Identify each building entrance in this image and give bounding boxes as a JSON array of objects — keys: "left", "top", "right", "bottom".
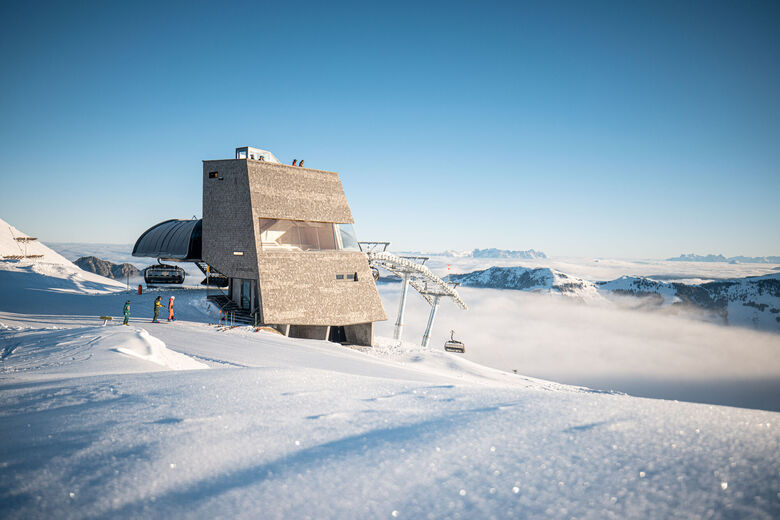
[{"left": 241, "top": 280, "right": 251, "bottom": 310}]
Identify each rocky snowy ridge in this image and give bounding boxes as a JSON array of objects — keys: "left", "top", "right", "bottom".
[
  {"left": 449, "top": 266, "right": 601, "bottom": 301},
  {"left": 450, "top": 266, "right": 780, "bottom": 331},
  {"left": 74, "top": 256, "right": 141, "bottom": 280},
  {"left": 599, "top": 273, "right": 780, "bottom": 330}
]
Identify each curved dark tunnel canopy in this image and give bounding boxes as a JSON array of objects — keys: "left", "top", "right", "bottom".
[{"left": 132, "top": 219, "right": 202, "bottom": 261}]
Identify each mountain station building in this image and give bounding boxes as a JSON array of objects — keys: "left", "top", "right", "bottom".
[{"left": 133, "top": 146, "right": 387, "bottom": 346}]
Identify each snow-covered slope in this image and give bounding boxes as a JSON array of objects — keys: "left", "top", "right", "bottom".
[
  {"left": 0, "top": 217, "right": 124, "bottom": 294},
  {"left": 1, "top": 253, "right": 779, "bottom": 518},
  {"left": 450, "top": 266, "right": 602, "bottom": 302},
  {"left": 0, "top": 218, "right": 74, "bottom": 265}
]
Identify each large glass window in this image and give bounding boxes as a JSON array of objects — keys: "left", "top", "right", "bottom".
[
  {"left": 336, "top": 224, "right": 360, "bottom": 251},
  {"left": 259, "top": 219, "right": 337, "bottom": 251}
]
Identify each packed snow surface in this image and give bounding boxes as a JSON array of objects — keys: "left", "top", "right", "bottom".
[
  {"left": 1, "top": 233, "right": 779, "bottom": 518},
  {"left": 2, "top": 310, "right": 779, "bottom": 519}
]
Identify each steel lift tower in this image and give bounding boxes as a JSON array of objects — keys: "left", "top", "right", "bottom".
[{"left": 360, "top": 242, "right": 467, "bottom": 347}]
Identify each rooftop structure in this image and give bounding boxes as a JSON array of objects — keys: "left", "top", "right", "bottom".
[{"left": 233, "top": 146, "right": 280, "bottom": 163}]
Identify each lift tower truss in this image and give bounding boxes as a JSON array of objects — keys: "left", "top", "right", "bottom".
[{"left": 361, "top": 244, "right": 467, "bottom": 347}]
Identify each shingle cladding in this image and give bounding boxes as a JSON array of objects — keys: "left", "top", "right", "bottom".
[
  {"left": 258, "top": 251, "right": 387, "bottom": 326},
  {"left": 202, "top": 157, "right": 387, "bottom": 330},
  {"left": 202, "top": 160, "right": 259, "bottom": 279},
  {"left": 247, "top": 161, "right": 353, "bottom": 223}
]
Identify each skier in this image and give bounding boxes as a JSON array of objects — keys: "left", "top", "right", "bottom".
[
  {"left": 167, "top": 296, "right": 176, "bottom": 322},
  {"left": 123, "top": 300, "right": 130, "bottom": 325},
  {"left": 153, "top": 296, "right": 163, "bottom": 323}
]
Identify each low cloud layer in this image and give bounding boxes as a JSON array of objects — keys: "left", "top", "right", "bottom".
[{"left": 376, "top": 285, "right": 780, "bottom": 410}]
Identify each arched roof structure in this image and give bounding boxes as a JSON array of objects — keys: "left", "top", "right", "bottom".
[{"left": 132, "top": 219, "right": 202, "bottom": 261}]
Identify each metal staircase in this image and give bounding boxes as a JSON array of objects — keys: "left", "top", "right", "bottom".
[
  {"left": 194, "top": 262, "right": 229, "bottom": 287},
  {"left": 206, "top": 294, "right": 255, "bottom": 325}
]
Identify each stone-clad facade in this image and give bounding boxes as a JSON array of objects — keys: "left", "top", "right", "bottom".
[{"left": 202, "top": 154, "right": 387, "bottom": 346}]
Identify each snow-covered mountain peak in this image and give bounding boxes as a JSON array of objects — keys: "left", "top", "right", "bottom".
[{"left": 450, "top": 265, "right": 602, "bottom": 301}]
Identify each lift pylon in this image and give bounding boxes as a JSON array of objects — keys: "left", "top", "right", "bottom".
[{"left": 361, "top": 243, "right": 467, "bottom": 347}]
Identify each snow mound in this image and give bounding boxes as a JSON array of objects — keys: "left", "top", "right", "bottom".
[
  {"left": 0, "top": 323, "right": 207, "bottom": 377},
  {"left": 0, "top": 217, "right": 124, "bottom": 294},
  {"left": 116, "top": 328, "right": 208, "bottom": 371}
]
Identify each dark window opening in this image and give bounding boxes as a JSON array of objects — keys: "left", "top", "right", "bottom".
[
  {"left": 328, "top": 326, "right": 347, "bottom": 343},
  {"left": 336, "top": 274, "right": 344, "bottom": 280},
  {"left": 208, "top": 171, "right": 219, "bottom": 179}
]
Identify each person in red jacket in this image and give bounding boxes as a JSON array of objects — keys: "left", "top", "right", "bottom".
[{"left": 168, "top": 296, "right": 176, "bottom": 322}]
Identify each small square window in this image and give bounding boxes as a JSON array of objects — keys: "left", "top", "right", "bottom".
[
  {"left": 209, "top": 171, "right": 219, "bottom": 179},
  {"left": 346, "top": 273, "right": 355, "bottom": 280},
  {"left": 336, "top": 274, "right": 344, "bottom": 280}
]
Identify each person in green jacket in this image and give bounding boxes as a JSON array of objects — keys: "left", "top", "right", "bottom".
[
  {"left": 123, "top": 300, "right": 130, "bottom": 325},
  {"left": 153, "top": 296, "right": 163, "bottom": 323}
]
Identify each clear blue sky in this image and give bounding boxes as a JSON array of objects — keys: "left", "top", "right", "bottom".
[{"left": 1, "top": 1, "right": 778, "bottom": 258}]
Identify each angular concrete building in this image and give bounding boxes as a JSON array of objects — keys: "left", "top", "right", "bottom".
[{"left": 201, "top": 147, "right": 386, "bottom": 345}]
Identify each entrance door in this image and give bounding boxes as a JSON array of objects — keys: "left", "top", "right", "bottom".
[
  {"left": 328, "top": 326, "right": 347, "bottom": 343},
  {"left": 241, "top": 280, "right": 251, "bottom": 310}
]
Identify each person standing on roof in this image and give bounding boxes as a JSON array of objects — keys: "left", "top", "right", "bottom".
[
  {"left": 153, "top": 296, "right": 163, "bottom": 323},
  {"left": 123, "top": 300, "right": 130, "bottom": 325},
  {"left": 168, "top": 296, "right": 176, "bottom": 322}
]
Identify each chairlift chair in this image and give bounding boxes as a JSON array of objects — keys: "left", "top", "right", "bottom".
[
  {"left": 143, "top": 262, "right": 186, "bottom": 285},
  {"left": 444, "top": 330, "right": 466, "bottom": 353}
]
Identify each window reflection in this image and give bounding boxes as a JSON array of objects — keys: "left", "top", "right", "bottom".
[
  {"left": 259, "top": 219, "right": 337, "bottom": 251},
  {"left": 336, "top": 224, "right": 360, "bottom": 251}
]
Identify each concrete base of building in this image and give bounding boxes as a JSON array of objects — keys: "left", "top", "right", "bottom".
[
  {"left": 344, "top": 322, "right": 374, "bottom": 347},
  {"left": 289, "top": 325, "right": 330, "bottom": 341},
  {"left": 266, "top": 322, "right": 375, "bottom": 347}
]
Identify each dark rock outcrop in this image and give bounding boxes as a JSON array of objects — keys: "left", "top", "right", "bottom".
[{"left": 74, "top": 256, "right": 141, "bottom": 280}]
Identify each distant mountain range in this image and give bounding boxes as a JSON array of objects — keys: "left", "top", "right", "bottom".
[
  {"left": 668, "top": 254, "right": 780, "bottom": 264},
  {"left": 450, "top": 266, "right": 780, "bottom": 332},
  {"left": 420, "top": 248, "right": 547, "bottom": 259},
  {"left": 74, "top": 256, "right": 140, "bottom": 280}
]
